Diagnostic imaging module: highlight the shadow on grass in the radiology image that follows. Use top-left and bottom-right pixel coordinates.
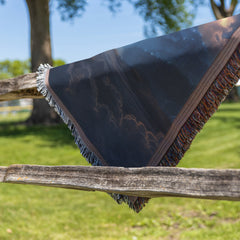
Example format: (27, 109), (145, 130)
(1, 102), (239, 148)
(0, 121), (75, 147)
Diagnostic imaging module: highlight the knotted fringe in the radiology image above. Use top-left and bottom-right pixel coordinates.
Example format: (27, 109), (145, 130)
(125, 45), (240, 212)
(36, 64), (145, 212)
(110, 193), (148, 213)
(36, 45), (240, 213)
(37, 64), (103, 166)
(160, 44), (240, 167)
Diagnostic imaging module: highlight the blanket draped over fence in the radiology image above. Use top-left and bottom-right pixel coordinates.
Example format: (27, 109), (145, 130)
(37, 14), (240, 212)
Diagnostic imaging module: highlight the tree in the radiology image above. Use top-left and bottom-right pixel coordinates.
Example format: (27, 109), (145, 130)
(25, 0), (58, 124)
(210, 0), (238, 19)
(210, 0), (239, 101)
(1, 0), (203, 124)
(106, 0), (204, 35)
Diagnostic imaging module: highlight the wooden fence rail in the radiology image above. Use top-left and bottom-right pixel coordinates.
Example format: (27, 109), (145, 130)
(0, 73), (240, 202)
(0, 73), (42, 101)
(1, 164), (240, 200)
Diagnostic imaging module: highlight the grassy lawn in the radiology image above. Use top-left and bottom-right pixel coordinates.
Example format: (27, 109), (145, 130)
(0, 103), (240, 240)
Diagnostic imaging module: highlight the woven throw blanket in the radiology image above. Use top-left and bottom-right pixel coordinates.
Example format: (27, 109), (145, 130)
(37, 15), (240, 212)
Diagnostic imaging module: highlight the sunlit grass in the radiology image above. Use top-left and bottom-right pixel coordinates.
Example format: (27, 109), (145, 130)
(0, 103), (240, 239)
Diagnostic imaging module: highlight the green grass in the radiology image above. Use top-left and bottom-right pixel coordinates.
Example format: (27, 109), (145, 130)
(0, 103), (240, 239)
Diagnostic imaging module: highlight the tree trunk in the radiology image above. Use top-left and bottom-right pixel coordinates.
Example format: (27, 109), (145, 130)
(210, 0), (239, 102)
(26, 0), (61, 124)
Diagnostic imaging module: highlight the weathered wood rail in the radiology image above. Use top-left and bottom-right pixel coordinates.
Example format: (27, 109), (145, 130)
(1, 164), (240, 200)
(0, 73), (240, 202)
(0, 73), (42, 101)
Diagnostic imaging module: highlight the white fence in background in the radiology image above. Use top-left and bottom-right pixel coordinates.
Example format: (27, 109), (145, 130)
(0, 99), (33, 115)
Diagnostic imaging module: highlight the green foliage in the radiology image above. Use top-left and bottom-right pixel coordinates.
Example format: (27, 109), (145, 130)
(0, 60), (30, 79)
(0, 72), (11, 80)
(0, 0), (205, 36)
(131, 0), (204, 35)
(0, 59), (65, 80)
(0, 103), (239, 239)
(55, 0), (205, 35)
(2, 0), (239, 36)
(105, 0), (205, 35)
(56, 0), (87, 20)
(53, 58), (66, 67)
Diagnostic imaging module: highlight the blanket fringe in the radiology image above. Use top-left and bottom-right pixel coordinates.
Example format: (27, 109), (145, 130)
(125, 45), (240, 212)
(110, 193), (148, 213)
(160, 44), (240, 167)
(36, 64), (145, 212)
(36, 44), (240, 212)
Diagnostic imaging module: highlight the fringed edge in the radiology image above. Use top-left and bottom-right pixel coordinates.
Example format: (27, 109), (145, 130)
(37, 45), (240, 213)
(36, 64), (146, 212)
(160, 44), (240, 167)
(118, 45), (240, 212)
(110, 193), (149, 213)
(36, 64), (103, 167)
(112, 46), (240, 212)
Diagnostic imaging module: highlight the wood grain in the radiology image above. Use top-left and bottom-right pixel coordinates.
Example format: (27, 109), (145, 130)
(0, 73), (43, 101)
(1, 74), (240, 202)
(1, 164), (240, 200)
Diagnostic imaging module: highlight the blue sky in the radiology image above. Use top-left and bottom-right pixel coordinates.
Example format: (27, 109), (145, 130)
(0, 1), (216, 63)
